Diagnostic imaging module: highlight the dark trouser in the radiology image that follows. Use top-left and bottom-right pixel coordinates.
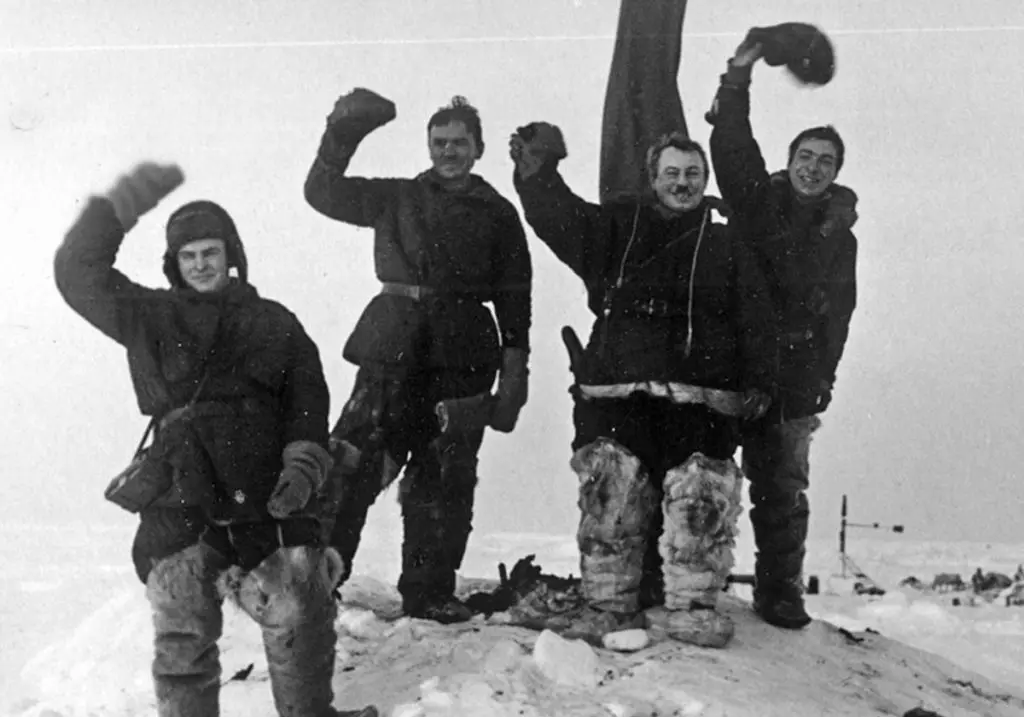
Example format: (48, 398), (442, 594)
(326, 362), (495, 607)
(741, 415), (822, 596)
(572, 392), (740, 606)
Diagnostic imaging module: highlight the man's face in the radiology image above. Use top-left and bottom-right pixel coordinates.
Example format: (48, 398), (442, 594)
(788, 138), (838, 199)
(177, 238), (230, 293)
(651, 147), (708, 214)
(429, 121), (480, 183)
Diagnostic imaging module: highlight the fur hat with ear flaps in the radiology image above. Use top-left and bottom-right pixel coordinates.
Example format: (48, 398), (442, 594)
(163, 200), (249, 288)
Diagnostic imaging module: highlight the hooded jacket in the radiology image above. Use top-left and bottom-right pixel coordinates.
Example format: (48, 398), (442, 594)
(513, 168), (776, 395)
(709, 62), (858, 420)
(55, 198), (330, 578)
(304, 121), (532, 372)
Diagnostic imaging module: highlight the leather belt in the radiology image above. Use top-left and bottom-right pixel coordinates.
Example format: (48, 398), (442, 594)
(381, 282), (435, 301)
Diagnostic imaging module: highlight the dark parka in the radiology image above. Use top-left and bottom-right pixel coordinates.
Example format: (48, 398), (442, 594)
(54, 198), (330, 580)
(513, 169), (777, 394)
(304, 121), (532, 372)
(709, 64), (858, 420)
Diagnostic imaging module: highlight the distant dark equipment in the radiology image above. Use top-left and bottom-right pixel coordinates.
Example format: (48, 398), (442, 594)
(835, 494), (906, 595)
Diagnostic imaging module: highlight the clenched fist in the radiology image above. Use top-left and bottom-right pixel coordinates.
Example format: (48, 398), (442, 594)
(327, 87), (397, 134)
(508, 122), (567, 181)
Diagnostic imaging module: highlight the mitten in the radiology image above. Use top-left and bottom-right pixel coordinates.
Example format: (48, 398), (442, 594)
(509, 122), (567, 181)
(326, 87), (396, 138)
(489, 348), (529, 433)
(104, 162), (185, 232)
(267, 441), (334, 519)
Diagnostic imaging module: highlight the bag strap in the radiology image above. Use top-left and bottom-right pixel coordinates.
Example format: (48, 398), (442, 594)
(134, 311), (221, 452)
(134, 418), (157, 455)
(185, 368), (211, 407)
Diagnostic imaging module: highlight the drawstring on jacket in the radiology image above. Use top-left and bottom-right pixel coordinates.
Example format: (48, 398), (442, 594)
(682, 206), (710, 358)
(602, 202), (709, 358)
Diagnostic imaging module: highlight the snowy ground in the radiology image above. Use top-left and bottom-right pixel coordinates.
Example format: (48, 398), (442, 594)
(3, 502), (1023, 717)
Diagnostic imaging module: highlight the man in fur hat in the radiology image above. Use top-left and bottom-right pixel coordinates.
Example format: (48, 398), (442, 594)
(55, 164), (377, 717)
(304, 91), (532, 624)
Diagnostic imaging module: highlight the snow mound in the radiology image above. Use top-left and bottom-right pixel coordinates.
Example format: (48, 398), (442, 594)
(11, 574), (1024, 717)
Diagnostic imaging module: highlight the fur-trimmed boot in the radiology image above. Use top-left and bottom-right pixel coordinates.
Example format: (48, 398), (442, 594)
(568, 438), (658, 645)
(645, 452), (743, 648)
(218, 545), (378, 717)
(147, 543), (225, 717)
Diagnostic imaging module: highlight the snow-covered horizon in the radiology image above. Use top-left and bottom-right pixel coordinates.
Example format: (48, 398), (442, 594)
(3, 503), (1023, 716)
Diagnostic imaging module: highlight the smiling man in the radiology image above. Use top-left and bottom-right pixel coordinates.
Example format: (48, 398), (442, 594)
(173, 237), (231, 292)
(54, 165), (377, 717)
(507, 122), (777, 647)
(707, 36), (859, 631)
(303, 90), (532, 625)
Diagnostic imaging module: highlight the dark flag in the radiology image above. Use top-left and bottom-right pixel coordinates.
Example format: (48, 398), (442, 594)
(599, 0), (689, 204)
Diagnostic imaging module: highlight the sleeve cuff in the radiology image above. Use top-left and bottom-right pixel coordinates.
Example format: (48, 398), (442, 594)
(722, 60), (753, 88)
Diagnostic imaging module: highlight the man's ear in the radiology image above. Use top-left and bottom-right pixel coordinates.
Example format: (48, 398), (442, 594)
(474, 140), (485, 160)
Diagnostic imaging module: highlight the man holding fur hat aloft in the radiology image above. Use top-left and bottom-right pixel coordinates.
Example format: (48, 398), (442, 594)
(304, 90), (532, 625)
(706, 26), (859, 631)
(55, 165), (377, 717)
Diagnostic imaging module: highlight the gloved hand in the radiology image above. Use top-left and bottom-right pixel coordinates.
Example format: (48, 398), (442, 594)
(327, 87), (397, 137)
(267, 441), (334, 519)
(743, 23), (836, 85)
(508, 122), (567, 181)
(104, 162), (185, 232)
(731, 33), (765, 68)
(489, 348), (529, 433)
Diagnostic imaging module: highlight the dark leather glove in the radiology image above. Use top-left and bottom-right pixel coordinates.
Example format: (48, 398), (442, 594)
(267, 441), (334, 519)
(327, 87), (397, 137)
(105, 162), (185, 232)
(489, 348), (529, 433)
(509, 122), (567, 181)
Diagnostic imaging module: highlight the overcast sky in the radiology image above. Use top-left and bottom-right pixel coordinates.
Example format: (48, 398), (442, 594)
(2, 0), (1023, 547)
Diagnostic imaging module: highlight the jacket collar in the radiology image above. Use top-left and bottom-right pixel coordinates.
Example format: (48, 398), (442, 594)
(415, 169), (505, 205)
(173, 279), (259, 305)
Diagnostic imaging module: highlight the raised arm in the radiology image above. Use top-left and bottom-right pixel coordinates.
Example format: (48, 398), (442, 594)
(707, 56), (772, 222)
(54, 163), (184, 345)
(303, 88), (401, 228)
(509, 122), (602, 283)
